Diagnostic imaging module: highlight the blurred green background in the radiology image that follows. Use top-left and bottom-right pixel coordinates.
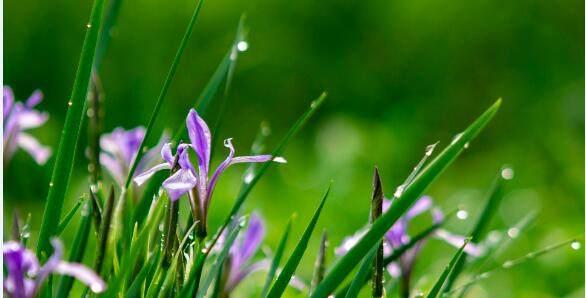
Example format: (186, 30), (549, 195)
(4, 0), (584, 296)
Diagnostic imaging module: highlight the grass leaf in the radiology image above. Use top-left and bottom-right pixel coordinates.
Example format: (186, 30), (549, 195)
(260, 217), (293, 297)
(266, 184), (331, 298)
(426, 239), (470, 298)
(312, 99), (501, 297)
(56, 197), (84, 235)
(343, 247), (377, 298)
(36, 0), (107, 258)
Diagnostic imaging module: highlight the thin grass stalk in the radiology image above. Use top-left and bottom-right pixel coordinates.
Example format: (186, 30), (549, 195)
(36, 0), (107, 259)
(311, 230), (328, 294)
(370, 168), (384, 298)
(123, 0), (204, 190)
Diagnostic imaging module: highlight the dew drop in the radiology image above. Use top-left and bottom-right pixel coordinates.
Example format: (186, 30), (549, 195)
(244, 172), (254, 184)
(501, 167), (514, 180)
(310, 100), (318, 108)
(86, 23), (92, 29)
(393, 185), (405, 198)
(507, 227), (519, 238)
(502, 260), (513, 269)
(68, 101), (73, 106)
(201, 248), (208, 254)
(463, 142), (470, 149)
(49, 182), (54, 187)
(571, 241), (581, 250)
(237, 41), (249, 52)
(487, 231), (501, 243)
(457, 209), (469, 220)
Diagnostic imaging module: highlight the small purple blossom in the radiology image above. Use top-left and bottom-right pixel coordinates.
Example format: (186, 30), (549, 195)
(134, 109), (285, 233)
(336, 196), (483, 280)
(100, 126), (166, 186)
(221, 214), (269, 293)
(3, 239), (106, 298)
(3, 86), (51, 165)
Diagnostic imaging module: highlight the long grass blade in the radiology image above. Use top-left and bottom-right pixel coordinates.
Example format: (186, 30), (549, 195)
(344, 247), (377, 298)
(443, 167), (509, 291)
(36, 0), (107, 259)
(125, 250), (162, 298)
(123, 0), (204, 189)
(260, 217), (293, 297)
(54, 200), (93, 298)
(56, 197), (84, 235)
(311, 99), (501, 298)
(426, 239), (470, 298)
(266, 184), (331, 298)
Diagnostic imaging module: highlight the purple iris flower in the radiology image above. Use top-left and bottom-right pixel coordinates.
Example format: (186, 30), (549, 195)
(221, 214), (269, 293)
(3, 239), (106, 298)
(336, 196), (482, 280)
(3, 86), (51, 165)
(134, 109), (285, 233)
(100, 126), (166, 186)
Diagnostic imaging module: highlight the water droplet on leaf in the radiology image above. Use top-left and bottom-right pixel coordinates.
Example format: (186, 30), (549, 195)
(571, 241), (581, 250)
(237, 41), (249, 52)
(507, 227), (519, 238)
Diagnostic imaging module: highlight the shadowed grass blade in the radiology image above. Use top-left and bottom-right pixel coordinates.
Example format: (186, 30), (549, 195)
(344, 247), (377, 298)
(55, 200), (92, 298)
(266, 185), (331, 298)
(126, 250), (162, 298)
(123, 0), (204, 189)
(312, 99), (501, 298)
(206, 92), (327, 255)
(56, 197), (84, 235)
(36, 0), (107, 259)
(426, 239), (470, 298)
(310, 230), (328, 294)
(196, 220), (242, 298)
(261, 217), (293, 297)
(443, 167), (508, 291)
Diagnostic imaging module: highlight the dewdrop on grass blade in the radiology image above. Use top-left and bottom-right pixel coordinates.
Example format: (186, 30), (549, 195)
(571, 240), (581, 250)
(507, 227), (520, 239)
(237, 41), (249, 52)
(501, 167), (514, 180)
(457, 209), (469, 220)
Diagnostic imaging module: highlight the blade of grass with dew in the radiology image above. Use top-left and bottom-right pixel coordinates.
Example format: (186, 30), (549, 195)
(36, 0), (106, 259)
(179, 245), (207, 298)
(311, 99), (501, 298)
(260, 217), (293, 297)
(125, 250), (161, 298)
(206, 93), (327, 256)
(443, 167), (508, 292)
(426, 239), (470, 298)
(344, 246), (377, 298)
(123, 0), (204, 190)
(103, 193), (166, 295)
(444, 238), (581, 297)
(196, 220), (242, 298)
(55, 200), (93, 298)
(266, 185), (331, 298)
(55, 197), (84, 236)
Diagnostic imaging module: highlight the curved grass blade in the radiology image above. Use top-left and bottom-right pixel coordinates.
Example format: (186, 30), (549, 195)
(266, 185), (331, 298)
(443, 167), (508, 291)
(55, 199), (93, 298)
(260, 217), (293, 297)
(206, 92), (327, 255)
(344, 246), (377, 298)
(426, 239), (470, 298)
(36, 0), (107, 259)
(123, 0), (204, 189)
(56, 197), (84, 236)
(196, 220), (242, 298)
(444, 238), (580, 296)
(125, 250), (161, 298)
(312, 99), (501, 298)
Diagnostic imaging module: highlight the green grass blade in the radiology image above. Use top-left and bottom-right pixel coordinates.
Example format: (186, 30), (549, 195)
(310, 230), (328, 294)
(55, 200), (92, 298)
(206, 92), (327, 254)
(344, 247), (377, 298)
(196, 221), (242, 298)
(312, 99), (501, 298)
(36, 0), (107, 259)
(260, 217), (293, 297)
(94, 0), (123, 69)
(56, 197), (84, 235)
(123, 0), (204, 189)
(426, 239), (470, 298)
(266, 185), (331, 298)
(443, 167), (508, 291)
(126, 250), (162, 298)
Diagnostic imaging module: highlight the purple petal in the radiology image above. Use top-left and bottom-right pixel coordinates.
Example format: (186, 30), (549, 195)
(17, 133), (52, 165)
(100, 153), (124, 185)
(162, 168), (198, 201)
(186, 109), (211, 176)
(35, 239), (65, 291)
(25, 90), (43, 108)
(54, 262), (106, 293)
(405, 196), (432, 220)
(226, 259), (270, 292)
(229, 155), (286, 165)
(432, 208), (444, 224)
(434, 229), (483, 257)
(135, 132), (169, 175)
(335, 229), (367, 256)
(235, 214), (265, 267)
(3, 241), (39, 298)
(134, 163), (171, 186)
(386, 219), (408, 247)
(206, 138), (236, 208)
(4, 86), (14, 118)
(16, 109), (49, 130)
(177, 143), (196, 174)
(161, 143), (174, 164)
